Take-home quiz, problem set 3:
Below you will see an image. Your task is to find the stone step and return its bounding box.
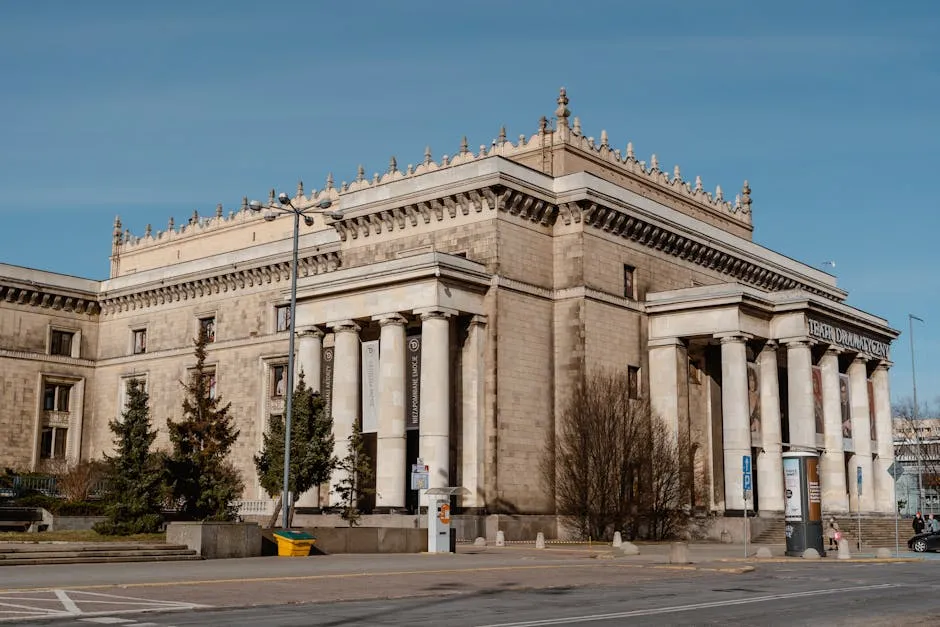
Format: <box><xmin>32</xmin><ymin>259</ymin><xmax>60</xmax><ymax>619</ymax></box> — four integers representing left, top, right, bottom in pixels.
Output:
<box><xmin>0</xmin><ymin>549</ymin><xmax>198</xmax><ymax>561</ymax></box>
<box><xmin>0</xmin><ymin>554</ymin><xmax>202</xmax><ymax>566</ymax></box>
<box><xmin>0</xmin><ymin>543</ymin><xmax>190</xmax><ymax>554</ymax></box>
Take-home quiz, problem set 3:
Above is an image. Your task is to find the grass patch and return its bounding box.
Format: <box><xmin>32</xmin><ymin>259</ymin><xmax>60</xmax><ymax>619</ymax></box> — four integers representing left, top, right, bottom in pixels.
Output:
<box><xmin>0</xmin><ymin>529</ymin><xmax>165</xmax><ymax>543</ymax></box>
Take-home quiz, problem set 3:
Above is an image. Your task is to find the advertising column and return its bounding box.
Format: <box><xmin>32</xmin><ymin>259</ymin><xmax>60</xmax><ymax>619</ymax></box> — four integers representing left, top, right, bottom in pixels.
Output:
<box><xmin>783</xmin><ymin>451</ymin><xmax>825</xmax><ymax>556</ymax></box>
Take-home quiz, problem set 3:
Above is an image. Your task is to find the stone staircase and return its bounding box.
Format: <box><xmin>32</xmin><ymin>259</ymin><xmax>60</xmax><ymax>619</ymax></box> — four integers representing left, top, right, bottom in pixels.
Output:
<box><xmin>750</xmin><ymin>517</ymin><xmax>913</xmax><ymax>549</ymax></box>
<box><xmin>0</xmin><ymin>543</ymin><xmax>201</xmax><ymax>566</ymax></box>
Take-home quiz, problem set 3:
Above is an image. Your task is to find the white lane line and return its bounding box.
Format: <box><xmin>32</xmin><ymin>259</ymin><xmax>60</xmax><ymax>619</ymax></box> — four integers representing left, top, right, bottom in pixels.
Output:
<box><xmin>54</xmin><ymin>589</ymin><xmax>81</xmax><ymax>615</ymax></box>
<box><xmin>476</xmin><ymin>583</ymin><xmax>900</xmax><ymax>626</ymax></box>
<box><xmin>79</xmin><ymin>618</ymin><xmax>136</xmax><ymax>624</ymax></box>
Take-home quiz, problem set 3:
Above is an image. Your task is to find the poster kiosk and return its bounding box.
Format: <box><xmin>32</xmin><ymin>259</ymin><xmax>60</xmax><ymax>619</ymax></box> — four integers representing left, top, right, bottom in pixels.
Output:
<box><xmin>782</xmin><ymin>451</ymin><xmax>825</xmax><ymax>557</ymax></box>
<box><xmin>424</xmin><ymin>487</ymin><xmax>468</xmax><ymax>554</ymax></box>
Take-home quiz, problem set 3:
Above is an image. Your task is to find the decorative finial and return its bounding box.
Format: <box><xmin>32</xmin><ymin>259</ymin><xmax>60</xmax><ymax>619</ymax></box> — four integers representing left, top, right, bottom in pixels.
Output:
<box><xmin>573</xmin><ymin>116</ymin><xmax>582</xmax><ymax>135</ymax></box>
<box><xmin>555</xmin><ymin>87</ymin><xmax>570</xmax><ymax>125</ymax></box>
<box><xmin>326</xmin><ymin>172</ymin><xmax>334</xmax><ymax>190</ymax></box>
<box><xmin>694</xmin><ymin>176</ymin><xmax>703</xmax><ymax>192</ymax></box>
<box><xmin>600</xmin><ymin>130</ymin><xmax>608</xmax><ymax>148</ymax></box>
<box><xmin>145</xmin><ymin>223</ymin><xmax>152</xmax><ymax>237</ymax></box>
<box><xmin>626</xmin><ymin>142</ymin><xmax>635</xmax><ymax>159</ymax></box>
<box><xmin>356</xmin><ymin>165</ymin><xmax>365</xmax><ymax>182</ymax></box>
<box><xmin>389</xmin><ymin>156</ymin><xmax>398</xmax><ymax>173</ymax></box>
<box><xmin>460</xmin><ymin>136</ymin><xmax>469</xmax><ymax>155</ymax></box>
<box><xmin>673</xmin><ymin>165</ymin><xmax>681</xmax><ymax>181</ymax></box>
<box><xmin>297</xmin><ymin>180</ymin><xmax>304</xmax><ymax>197</ymax></box>
<box><xmin>539</xmin><ymin>116</ymin><xmax>548</xmax><ymax>133</ymax></box>
<box><xmin>240</xmin><ymin>196</ymin><xmax>248</xmax><ymax>211</ymax></box>
<box><xmin>268</xmin><ymin>188</ymin><xmax>276</xmax><ymax>204</ymax></box>
<box><xmin>216</xmin><ymin>203</ymin><xmax>223</xmax><ymax>217</ymax></box>
<box><xmin>734</xmin><ymin>194</ymin><xmax>742</xmax><ymax>210</ymax></box>
<box><xmin>498</xmin><ymin>126</ymin><xmax>507</xmax><ymax>145</ymax></box>
<box><xmin>424</xmin><ymin>145</ymin><xmax>432</xmax><ymax>166</ymax></box>
<box><xmin>113</xmin><ymin>216</ymin><xmax>122</xmax><ymax>245</ymax></box>
<box><xmin>479</xmin><ymin>144</ymin><xmax>486</xmax><ymax>157</ymax></box>
<box><xmin>715</xmin><ymin>185</ymin><xmax>723</xmax><ymax>201</ymax></box>
<box><xmin>168</xmin><ymin>217</ymin><xmax>175</xmax><ymax>230</ymax></box>
<box><xmin>741</xmin><ymin>179</ymin><xmax>752</xmax><ymax>211</ymax></box>
<box><xmin>650</xmin><ymin>154</ymin><xmax>659</xmax><ymax>171</ymax></box>
<box><xmin>191</xmin><ymin>209</ymin><xmax>199</xmax><ymax>225</ymax></box>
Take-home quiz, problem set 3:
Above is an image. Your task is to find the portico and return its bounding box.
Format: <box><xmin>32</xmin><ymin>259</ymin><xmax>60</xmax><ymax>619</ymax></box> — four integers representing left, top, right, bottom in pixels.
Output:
<box><xmin>647</xmin><ymin>283</ymin><xmax>897</xmax><ymax>517</ymax></box>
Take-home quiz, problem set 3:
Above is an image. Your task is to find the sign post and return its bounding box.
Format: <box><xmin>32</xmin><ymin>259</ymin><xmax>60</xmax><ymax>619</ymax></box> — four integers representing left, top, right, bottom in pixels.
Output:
<box><xmin>743</xmin><ymin>455</ymin><xmax>752</xmax><ymax>558</ymax></box>
<box><xmin>410</xmin><ymin>458</ymin><xmax>429</xmax><ymax>529</ymax></box>
<box><xmin>856</xmin><ymin>467</ymin><xmax>863</xmax><ymax>551</ymax></box>
<box><xmin>888</xmin><ymin>462</ymin><xmax>905</xmax><ymax>555</ymax></box>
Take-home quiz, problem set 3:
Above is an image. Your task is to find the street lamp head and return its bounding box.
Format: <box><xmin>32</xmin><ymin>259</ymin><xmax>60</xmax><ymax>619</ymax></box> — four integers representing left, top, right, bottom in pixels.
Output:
<box><xmin>248</xmin><ymin>200</ymin><xmax>263</xmax><ymax>212</ymax></box>
<box><xmin>263</xmin><ymin>211</ymin><xmax>277</xmax><ymax>222</ymax></box>
<box><xmin>303</xmin><ymin>216</ymin><xmax>315</xmax><ymax>227</ymax></box>
<box><xmin>316</xmin><ymin>199</ymin><xmax>333</xmax><ymax>210</ymax></box>
<box><xmin>277</xmin><ymin>192</ymin><xmax>291</xmax><ymax>205</ymax></box>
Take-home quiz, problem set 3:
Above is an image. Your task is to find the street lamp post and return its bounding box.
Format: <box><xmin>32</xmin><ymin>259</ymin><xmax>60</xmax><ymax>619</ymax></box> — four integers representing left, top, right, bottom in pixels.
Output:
<box><xmin>249</xmin><ymin>191</ymin><xmax>342</xmax><ymax>530</ymax></box>
<box><xmin>909</xmin><ymin>313</ymin><xmax>925</xmax><ymax>512</ymax></box>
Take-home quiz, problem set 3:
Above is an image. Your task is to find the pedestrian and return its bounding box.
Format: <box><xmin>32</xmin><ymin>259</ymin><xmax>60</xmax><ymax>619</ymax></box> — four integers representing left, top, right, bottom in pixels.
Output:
<box><xmin>929</xmin><ymin>514</ymin><xmax>940</xmax><ymax>534</ymax></box>
<box><xmin>827</xmin><ymin>517</ymin><xmax>840</xmax><ymax>550</ymax></box>
<box><xmin>913</xmin><ymin>511</ymin><xmax>926</xmax><ymax>534</ymax></box>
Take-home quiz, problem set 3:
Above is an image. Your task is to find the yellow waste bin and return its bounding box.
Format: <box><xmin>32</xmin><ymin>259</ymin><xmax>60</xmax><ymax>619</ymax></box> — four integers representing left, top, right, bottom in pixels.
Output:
<box><xmin>273</xmin><ymin>530</ymin><xmax>316</xmax><ymax>557</ymax></box>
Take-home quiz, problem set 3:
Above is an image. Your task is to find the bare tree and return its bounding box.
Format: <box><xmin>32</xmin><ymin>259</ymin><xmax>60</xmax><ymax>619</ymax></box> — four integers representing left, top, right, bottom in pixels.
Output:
<box><xmin>545</xmin><ymin>368</ymin><xmax>691</xmax><ymax>541</ymax></box>
<box><xmin>893</xmin><ymin>397</ymin><xmax>940</xmax><ymax>505</ymax></box>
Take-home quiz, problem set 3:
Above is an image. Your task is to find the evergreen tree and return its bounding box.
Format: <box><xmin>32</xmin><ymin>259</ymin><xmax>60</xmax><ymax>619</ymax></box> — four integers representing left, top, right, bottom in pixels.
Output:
<box><xmin>94</xmin><ymin>378</ymin><xmax>164</xmax><ymax>535</ymax></box>
<box><xmin>166</xmin><ymin>329</ymin><xmax>243</xmax><ymax>521</ymax></box>
<box><xmin>254</xmin><ymin>373</ymin><xmax>336</xmax><ymax>527</ymax></box>
<box><xmin>332</xmin><ymin>422</ymin><xmax>374</xmax><ymax>527</ymax></box>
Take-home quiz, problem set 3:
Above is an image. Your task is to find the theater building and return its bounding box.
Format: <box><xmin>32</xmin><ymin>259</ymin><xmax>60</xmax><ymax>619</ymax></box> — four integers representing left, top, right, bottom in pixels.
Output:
<box><xmin>0</xmin><ymin>90</ymin><xmax>898</xmax><ymax>537</ymax></box>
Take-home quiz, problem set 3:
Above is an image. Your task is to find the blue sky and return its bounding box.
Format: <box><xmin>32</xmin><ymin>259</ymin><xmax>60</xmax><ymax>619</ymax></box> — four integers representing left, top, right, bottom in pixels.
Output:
<box><xmin>1</xmin><ymin>1</ymin><xmax>937</xmax><ymax>407</ymax></box>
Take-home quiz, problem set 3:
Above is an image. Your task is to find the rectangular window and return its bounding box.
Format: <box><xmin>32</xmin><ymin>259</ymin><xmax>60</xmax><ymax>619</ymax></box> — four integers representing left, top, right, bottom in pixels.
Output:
<box><xmin>202</xmin><ymin>372</ymin><xmax>217</xmax><ymax>399</ymax></box>
<box><xmin>43</xmin><ymin>383</ymin><xmax>71</xmax><ymax>412</ymax></box>
<box><xmin>272</xmin><ymin>365</ymin><xmax>287</xmax><ymax>397</ymax></box>
<box><xmin>199</xmin><ymin>317</ymin><xmax>216</xmax><ymax>343</ymax></box>
<box><xmin>50</xmin><ymin>330</ymin><xmax>74</xmax><ymax>356</ymax></box>
<box><xmin>40</xmin><ymin>427</ymin><xmax>68</xmax><ymax>459</ymax></box>
<box><xmin>132</xmin><ymin>329</ymin><xmax>147</xmax><ymax>354</ymax></box>
<box><xmin>623</xmin><ymin>265</ymin><xmax>635</xmax><ymax>299</ymax></box>
<box><xmin>627</xmin><ymin>365</ymin><xmax>640</xmax><ymax>400</ymax></box>
<box><xmin>275</xmin><ymin>305</ymin><xmax>291</xmax><ymax>332</ymax></box>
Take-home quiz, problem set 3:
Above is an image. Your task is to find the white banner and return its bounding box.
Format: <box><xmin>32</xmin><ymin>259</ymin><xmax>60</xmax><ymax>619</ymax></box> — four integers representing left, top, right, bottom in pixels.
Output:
<box><xmin>783</xmin><ymin>457</ymin><xmax>803</xmax><ymax>521</ymax></box>
<box><xmin>361</xmin><ymin>340</ymin><xmax>379</xmax><ymax>433</ymax></box>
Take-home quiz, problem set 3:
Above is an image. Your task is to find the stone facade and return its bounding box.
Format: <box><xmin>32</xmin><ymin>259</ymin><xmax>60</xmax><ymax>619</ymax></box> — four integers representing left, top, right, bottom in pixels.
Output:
<box><xmin>0</xmin><ymin>89</ymin><xmax>898</xmax><ymax>532</ymax></box>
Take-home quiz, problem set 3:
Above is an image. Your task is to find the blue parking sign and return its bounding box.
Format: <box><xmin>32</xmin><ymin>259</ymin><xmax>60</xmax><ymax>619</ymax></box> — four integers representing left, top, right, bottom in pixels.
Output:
<box><xmin>743</xmin><ymin>455</ymin><xmax>751</xmax><ymax>474</ymax></box>
<box><xmin>743</xmin><ymin>472</ymin><xmax>752</xmax><ymax>491</ymax></box>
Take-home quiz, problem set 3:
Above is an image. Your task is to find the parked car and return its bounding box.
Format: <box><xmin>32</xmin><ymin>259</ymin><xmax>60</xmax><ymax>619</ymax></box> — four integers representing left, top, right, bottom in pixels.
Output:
<box><xmin>908</xmin><ymin>531</ymin><xmax>940</xmax><ymax>552</ymax></box>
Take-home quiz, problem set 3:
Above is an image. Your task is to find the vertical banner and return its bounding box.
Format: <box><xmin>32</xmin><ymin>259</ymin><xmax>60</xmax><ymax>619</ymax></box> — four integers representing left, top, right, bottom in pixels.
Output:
<box><xmin>868</xmin><ymin>379</ymin><xmax>877</xmax><ymax>442</ymax></box>
<box><xmin>812</xmin><ymin>366</ymin><xmax>824</xmax><ymax>437</ymax></box>
<box><xmin>405</xmin><ymin>335</ymin><xmax>421</xmax><ymax>430</ymax></box>
<box><xmin>747</xmin><ymin>362</ymin><xmax>761</xmax><ymax>444</ymax></box>
<box><xmin>361</xmin><ymin>340</ymin><xmax>379</xmax><ymax>434</ymax></box>
<box><xmin>783</xmin><ymin>457</ymin><xmax>803</xmax><ymax>521</ymax></box>
<box><xmin>321</xmin><ymin>346</ymin><xmax>335</xmax><ymax>418</ymax></box>
<box><xmin>839</xmin><ymin>373</ymin><xmax>853</xmax><ymax>447</ymax></box>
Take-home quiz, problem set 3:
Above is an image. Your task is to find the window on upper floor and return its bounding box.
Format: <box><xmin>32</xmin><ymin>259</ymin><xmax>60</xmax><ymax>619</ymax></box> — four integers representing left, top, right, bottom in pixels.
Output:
<box><xmin>203</xmin><ymin>371</ymin><xmax>217</xmax><ymax>399</ymax></box>
<box><xmin>623</xmin><ymin>265</ymin><xmax>636</xmax><ymax>300</ymax></box>
<box><xmin>132</xmin><ymin>329</ymin><xmax>147</xmax><ymax>354</ymax></box>
<box><xmin>627</xmin><ymin>365</ymin><xmax>641</xmax><ymax>400</ymax></box>
<box><xmin>272</xmin><ymin>364</ymin><xmax>287</xmax><ymax>398</ymax></box>
<box><xmin>199</xmin><ymin>316</ymin><xmax>216</xmax><ymax>343</ymax></box>
<box><xmin>43</xmin><ymin>383</ymin><xmax>72</xmax><ymax>412</ymax></box>
<box><xmin>50</xmin><ymin>330</ymin><xmax>74</xmax><ymax>357</ymax></box>
<box><xmin>275</xmin><ymin>305</ymin><xmax>291</xmax><ymax>332</ymax></box>
<box><xmin>40</xmin><ymin>426</ymin><xmax>68</xmax><ymax>460</ymax></box>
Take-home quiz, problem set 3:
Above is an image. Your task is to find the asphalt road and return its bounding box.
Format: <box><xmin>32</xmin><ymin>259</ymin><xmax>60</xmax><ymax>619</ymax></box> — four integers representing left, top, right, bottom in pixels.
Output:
<box><xmin>4</xmin><ymin>550</ymin><xmax>939</xmax><ymax>626</ymax></box>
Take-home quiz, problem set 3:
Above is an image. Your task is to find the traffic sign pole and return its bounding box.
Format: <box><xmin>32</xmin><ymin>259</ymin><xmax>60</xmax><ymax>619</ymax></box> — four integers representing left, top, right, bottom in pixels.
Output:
<box><xmin>743</xmin><ymin>455</ymin><xmax>752</xmax><ymax>558</ymax></box>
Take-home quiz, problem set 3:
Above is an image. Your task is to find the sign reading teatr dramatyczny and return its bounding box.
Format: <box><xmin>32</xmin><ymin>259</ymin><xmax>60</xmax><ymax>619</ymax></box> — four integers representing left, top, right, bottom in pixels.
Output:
<box><xmin>807</xmin><ymin>319</ymin><xmax>890</xmax><ymax>359</ymax></box>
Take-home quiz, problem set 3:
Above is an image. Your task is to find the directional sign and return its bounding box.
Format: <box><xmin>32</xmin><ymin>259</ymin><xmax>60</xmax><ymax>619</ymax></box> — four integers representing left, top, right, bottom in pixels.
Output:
<box><xmin>887</xmin><ymin>462</ymin><xmax>905</xmax><ymax>481</ymax></box>
<box><xmin>742</xmin><ymin>455</ymin><xmax>751</xmax><ymax>475</ymax></box>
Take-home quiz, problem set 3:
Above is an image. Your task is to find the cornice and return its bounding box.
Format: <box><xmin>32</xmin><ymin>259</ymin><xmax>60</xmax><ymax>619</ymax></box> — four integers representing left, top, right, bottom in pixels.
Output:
<box><xmin>0</xmin><ymin>349</ymin><xmax>96</xmax><ymax>367</ymax></box>
<box><xmin>0</xmin><ymin>284</ymin><xmax>100</xmax><ymax>316</ymax></box>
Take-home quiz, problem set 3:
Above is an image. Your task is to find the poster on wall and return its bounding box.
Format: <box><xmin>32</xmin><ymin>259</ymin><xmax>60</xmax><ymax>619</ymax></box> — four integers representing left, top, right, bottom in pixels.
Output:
<box><xmin>839</xmin><ymin>373</ymin><xmax>853</xmax><ymax>445</ymax></box>
<box><xmin>806</xmin><ymin>456</ymin><xmax>822</xmax><ymax>522</ymax></box>
<box><xmin>320</xmin><ymin>346</ymin><xmax>334</xmax><ymax>418</ymax></box>
<box><xmin>361</xmin><ymin>340</ymin><xmax>379</xmax><ymax>433</ymax></box>
<box><xmin>868</xmin><ymin>379</ymin><xmax>877</xmax><ymax>442</ymax></box>
<box><xmin>747</xmin><ymin>362</ymin><xmax>761</xmax><ymax>444</ymax></box>
<box><xmin>783</xmin><ymin>457</ymin><xmax>803</xmax><ymax>522</ymax></box>
<box><xmin>812</xmin><ymin>366</ymin><xmax>824</xmax><ymax>437</ymax></box>
<box><xmin>405</xmin><ymin>335</ymin><xmax>421</xmax><ymax>430</ymax></box>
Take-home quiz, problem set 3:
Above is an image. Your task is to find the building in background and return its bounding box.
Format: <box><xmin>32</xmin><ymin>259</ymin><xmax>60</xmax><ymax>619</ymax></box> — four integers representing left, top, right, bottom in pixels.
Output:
<box><xmin>0</xmin><ymin>90</ymin><xmax>899</xmax><ymax>537</ymax></box>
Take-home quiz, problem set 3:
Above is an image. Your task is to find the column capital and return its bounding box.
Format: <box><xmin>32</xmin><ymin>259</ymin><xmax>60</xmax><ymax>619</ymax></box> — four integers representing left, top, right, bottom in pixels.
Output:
<box><xmin>373</xmin><ymin>313</ymin><xmax>408</xmax><ymax>327</ymax></box>
<box><xmin>824</xmin><ymin>345</ymin><xmax>843</xmax><ymax>356</ymax></box>
<box><xmin>760</xmin><ymin>339</ymin><xmax>779</xmax><ymax>353</ymax></box>
<box><xmin>414</xmin><ymin>306</ymin><xmax>458</xmax><ymax>321</ymax></box>
<box><xmin>874</xmin><ymin>360</ymin><xmax>893</xmax><ymax>371</ymax></box>
<box><xmin>296</xmin><ymin>325</ymin><xmax>324</xmax><ymax>339</ymax></box>
<box><xmin>328</xmin><ymin>319</ymin><xmax>361</xmax><ymax>333</ymax></box>
<box><xmin>780</xmin><ymin>336</ymin><xmax>813</xmax><ymax>348</ymax></box>
<box><xmin>715</xmin><ymin>332</ymin><xmax>751</xmax><ymax>345</ymax></box>
<box><xmin>649</xmin><ymin>337</ymin><xmax>685</xmax><ymax>348</ymax></box>
<box><xmin>850</xmin><ymin>354</ymin><xmax>870</xmax><ymax>366</ymax></box>
<box><xmin>469</xmin><ymin>314</ymin><xmax>488</xmax><ymax>328</ymax></box>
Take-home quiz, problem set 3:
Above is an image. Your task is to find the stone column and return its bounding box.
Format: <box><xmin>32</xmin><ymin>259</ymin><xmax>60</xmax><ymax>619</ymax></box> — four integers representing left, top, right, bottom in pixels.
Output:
<box><xmin>648</xmin><ymin>338</ymin><xmax>683</xmax><ymax>440</ymax></box>
<box><xmin>416</xmin><ymin>308</ymin><xmax>454</xmax><ymax>499</ymax></box>
<box><xmin>719</xmin><ymin>334</ymin><xmax>750</xmax><ymax>512</ymax></box>
<box><xmin>757</xmin><ymin>342</ymin><xmax>784</xmax><ymax>514</ymax></box>
<box><xmin>849</xmin><ymin>357</ymin><xmax>874</xmax><ymax>512</ymax></box>
<box><xmin>786</xmin><ymin>339</ymin><xmax>815</xmax><ymax>450</ymax></box>
<box><xmin>327</xmin><ymin>320</ymin><xmax>360</xmax><ymax>506</ymax></box>
<box><xmin>296</xmin><ymin>326</ymin><xmax>323</xmax><ymax>392</ymax></box>
<box><xmin>374</xmin><ymin>313</ymin><xmax>407</xmax><ymax>510</ymax></box>
<box><xmin>820</xmin><ymin>348</ymin><xmax>849</xmax><ymax>513</ymax></box>
<box><xmin>872</xmin><ymin>363</ymin><xmax>895</xmax><ymax>513</ymax></box>
<box><xmin>461</xmin><ymin>315</ymin><xmax>487</xmax><ymax>508</ymax></box>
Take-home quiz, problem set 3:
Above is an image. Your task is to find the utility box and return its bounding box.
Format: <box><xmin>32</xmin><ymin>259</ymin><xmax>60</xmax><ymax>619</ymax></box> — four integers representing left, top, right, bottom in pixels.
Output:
<box><xmin>425</xmin><ymin>487</ymin><xmax>468</xmax><ymax>554</ymax></box>
<box><xmin>782</xmin><ymin>452</ymin><xmax>825</xmax><ymax>557</ymax></box>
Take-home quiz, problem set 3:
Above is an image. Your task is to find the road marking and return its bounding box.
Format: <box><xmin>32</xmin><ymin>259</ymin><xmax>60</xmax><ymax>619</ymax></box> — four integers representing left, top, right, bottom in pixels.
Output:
<box><xmin>79</xmin><ymin>618</ymin><xmax>136</xmax><ymax>623</ymax></box>
<box><xmin>0</xmin><ymin>590</ymin><xmax>207</xmax><ymax>622</ymax></box>
<box><xmin>475</xmin><ymin>583</ymin><xmax>901</xmax><ymax>626</ymax></box>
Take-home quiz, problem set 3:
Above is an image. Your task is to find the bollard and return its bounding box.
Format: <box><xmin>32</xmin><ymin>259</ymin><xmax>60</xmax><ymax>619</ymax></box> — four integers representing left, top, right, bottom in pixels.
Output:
<box><xmin>669</xmin><ymin>541</ymin><xmax>689</xmax><ymax>564</ymax></box>
<box><xmin>473</xmin><ymin>537</ymin><xmax>486</xmax><ymax>547</ymax></box>
<box><xmin>720</xmin><ymin>530</ymin><xmax>732</xmax><ymax>544</ymax></box>
<box><xmin>495</xmin><ymin>530</ymin><xmax>505</xmax><ymax>547</ymax></box>
<box><xmin>612</xmin><ymin>531</ymin><xmax>623</xmax><ymax>548</ymax></box>
<box><xmin>535</xmin><ymin>532</ymin><xmax>546</xmax><ymax>549</ymax></box>
<box><xmin>837</xmin><ymin>538</ymin><xmax>851</xmax><ymax>560</ymax></box>
<box><xmin>616</xmin><ymin>541</ymin><xmax>640</xmax><ymax>556</ymax></box>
